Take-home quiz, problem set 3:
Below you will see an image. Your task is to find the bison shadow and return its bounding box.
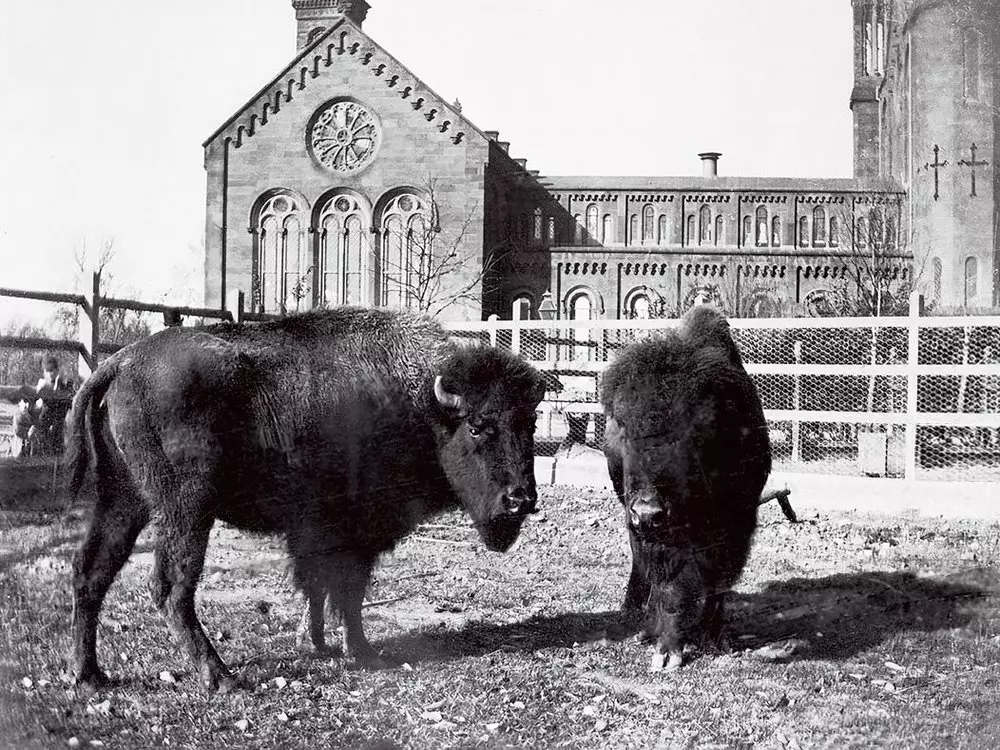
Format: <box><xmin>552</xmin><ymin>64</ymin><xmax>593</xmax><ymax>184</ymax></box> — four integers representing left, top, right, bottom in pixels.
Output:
<box><xmin>372</xmin><ymin>568</ymin><xmax>995</xmax><ymax>666</ymax></box>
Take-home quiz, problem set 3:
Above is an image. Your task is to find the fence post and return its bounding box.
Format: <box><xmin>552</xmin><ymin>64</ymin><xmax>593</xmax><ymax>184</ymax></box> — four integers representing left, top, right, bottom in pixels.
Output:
<box><xmin>227</xmin><ymin>290</ymin><xmax>245</xmax><ymax>324</ymax></box>
<box><xmin>76</xmin><ymin>271</ymin><xmax>101</xmax><ymax>379</ymax></box>
<box><xmin>487</xmin><ymin>314</ymin><xmax>499</xmax><ymax>349</ymax></box>
<box><xmin>791</xmin><ymin>339</ymin><xmax>802</xmax><ymax>463</ymax></box>
<box><xmin>904</xmin><ymin>291</ymin><xmax>922</xmax><ymax>481</ymax></box>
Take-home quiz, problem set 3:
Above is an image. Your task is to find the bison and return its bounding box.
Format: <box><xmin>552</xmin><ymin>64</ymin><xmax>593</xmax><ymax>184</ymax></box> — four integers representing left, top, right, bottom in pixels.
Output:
<box><xmin>601</xmin><ymin>305</ymin><xmax>771</xmax><ymax>670</ymax></box>
<box><xmin>66</xmin><ymin>308</ymin><xmax>546</xmax><ymax>691</ymax></box>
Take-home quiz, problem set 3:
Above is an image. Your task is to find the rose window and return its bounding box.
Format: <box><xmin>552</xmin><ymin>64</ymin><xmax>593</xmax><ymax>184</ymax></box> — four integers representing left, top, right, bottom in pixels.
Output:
<box><xmin>309</xmin><ymin>100</ymin><xmax>379</xmax><ymax>173</ymax></box>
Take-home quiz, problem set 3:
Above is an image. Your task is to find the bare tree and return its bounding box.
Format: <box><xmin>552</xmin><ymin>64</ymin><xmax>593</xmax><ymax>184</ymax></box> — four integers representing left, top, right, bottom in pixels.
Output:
<box><xmin>50</xmin><ymin>238</ymin><xmax>152</xmax><ymax>347</ymax></box>
<box><xmin>378</xmin><ymin>177</ymin><xmax>500</xmax><ymax>318</ymax></box>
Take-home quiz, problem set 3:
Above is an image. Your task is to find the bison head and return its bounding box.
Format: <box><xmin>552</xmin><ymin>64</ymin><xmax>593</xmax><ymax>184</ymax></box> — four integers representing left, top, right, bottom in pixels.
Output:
<box><xmin>431</xmin><ymin>348</ymin><xmax>546</xmax><ymax>552</ymax></box>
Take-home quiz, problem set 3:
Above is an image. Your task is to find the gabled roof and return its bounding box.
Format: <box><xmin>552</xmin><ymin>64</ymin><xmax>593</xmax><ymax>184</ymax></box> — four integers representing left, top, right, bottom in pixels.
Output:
<box><xmin>202</xmin><ymin>16</ymin><xmax>490</xmax><ymax>151</ymax></box>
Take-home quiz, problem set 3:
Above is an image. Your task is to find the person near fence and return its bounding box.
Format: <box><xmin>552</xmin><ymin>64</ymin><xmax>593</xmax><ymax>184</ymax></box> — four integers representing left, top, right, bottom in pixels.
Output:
<box><xmin>21</xmin><ymin>355</ymin><xmax>75</xmax><ymax>456</ymax></box>
<box><xmin>981</xmin><ymin>345</ymin><xmax>1000</xmax><ymax>448</ymax></box>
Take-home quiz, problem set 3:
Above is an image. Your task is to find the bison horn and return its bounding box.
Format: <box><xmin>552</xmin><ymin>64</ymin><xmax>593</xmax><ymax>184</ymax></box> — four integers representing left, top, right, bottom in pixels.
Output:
<box><xmin>434</xmin><ymin>376</ymin><xmax>464</xmax><ymax>410</ymax></box>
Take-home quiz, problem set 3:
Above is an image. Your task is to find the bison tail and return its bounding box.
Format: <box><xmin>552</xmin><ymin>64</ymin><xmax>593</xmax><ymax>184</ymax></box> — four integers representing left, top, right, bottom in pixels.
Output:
<box><xmin>64</xmin><ymin>362</ymin><xmax>119</xmax><ymax>500</ymax></box>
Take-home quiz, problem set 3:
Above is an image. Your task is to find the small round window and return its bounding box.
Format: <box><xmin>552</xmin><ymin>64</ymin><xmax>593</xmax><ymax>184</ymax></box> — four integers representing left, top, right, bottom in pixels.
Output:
<box><xmin>308</xmin><ymin>99</ymin><xmax>380</xmax><ymax>174</ymax></box>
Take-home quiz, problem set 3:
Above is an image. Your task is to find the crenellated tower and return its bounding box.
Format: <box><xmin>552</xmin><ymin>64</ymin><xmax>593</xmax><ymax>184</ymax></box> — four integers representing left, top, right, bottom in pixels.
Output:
<box><xmin>851</xmin><ymin>0</ymin><xmax>889</xmax><ymax>179</ymax></box>
<box><xmin>292</xmin><ymin>0</ymin><xmax>370</xmax><ymax>52</ymax></box>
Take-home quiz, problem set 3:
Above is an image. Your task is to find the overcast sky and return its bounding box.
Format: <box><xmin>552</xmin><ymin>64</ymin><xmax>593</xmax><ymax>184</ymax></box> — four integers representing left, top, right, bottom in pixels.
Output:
<box><xmin>0</xmin><ymin>0</ymin><xmax>853</xmax><ymax>316</ymax></box>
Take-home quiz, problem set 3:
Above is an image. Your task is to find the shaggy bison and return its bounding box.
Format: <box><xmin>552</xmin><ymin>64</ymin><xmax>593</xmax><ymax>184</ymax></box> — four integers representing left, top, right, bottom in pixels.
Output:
<box><xmin>601</xmin><ymin>305</ymin><xmax>771</xmax><ymax>670</ymax></box>
<box><xmin>66</xmin><ymin>308</ymin><xmax>546</xmax><ymax>691</ymax></box>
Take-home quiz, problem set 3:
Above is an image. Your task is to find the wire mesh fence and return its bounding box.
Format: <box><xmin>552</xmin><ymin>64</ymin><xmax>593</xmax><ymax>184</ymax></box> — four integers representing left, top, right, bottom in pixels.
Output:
<box><xmin>445</xmin><ymin>308</ymin><xmax>1000</xmax><ymax>483</ymax></box>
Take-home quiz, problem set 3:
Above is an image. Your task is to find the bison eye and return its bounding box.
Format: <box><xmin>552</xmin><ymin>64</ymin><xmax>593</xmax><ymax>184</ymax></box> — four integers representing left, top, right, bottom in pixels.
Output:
<box><xmin>468</xmin><ymin>425</ymin><xmax>482</xmax><ymax>438</ymax></box>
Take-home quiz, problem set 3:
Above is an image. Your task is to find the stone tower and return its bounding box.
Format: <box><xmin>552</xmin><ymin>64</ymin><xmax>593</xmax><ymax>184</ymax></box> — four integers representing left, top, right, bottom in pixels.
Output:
<box><xmin>850</xmin><ymin>0</ymin><xmax>887</xmax><ymax>179</ymax></box>
<box><xmin>292</xmin><ymin>0</ymin><xmax>370</xmax><ymax>51</ymax></box>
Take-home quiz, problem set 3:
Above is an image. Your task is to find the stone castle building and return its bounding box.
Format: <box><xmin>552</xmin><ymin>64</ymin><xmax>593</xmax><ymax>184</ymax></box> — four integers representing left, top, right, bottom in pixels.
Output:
<box><xmin>202</xmin><ymin>0</ymin><xmax>999</xmax><ymax>321</ymax></box>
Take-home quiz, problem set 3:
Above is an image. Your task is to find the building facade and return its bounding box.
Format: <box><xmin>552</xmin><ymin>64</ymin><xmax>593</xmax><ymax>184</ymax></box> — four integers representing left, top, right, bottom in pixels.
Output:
<box><xmin>202</xmin><ymin>0</ymin><xmax>999</xmax><ymax>321</ymax></box>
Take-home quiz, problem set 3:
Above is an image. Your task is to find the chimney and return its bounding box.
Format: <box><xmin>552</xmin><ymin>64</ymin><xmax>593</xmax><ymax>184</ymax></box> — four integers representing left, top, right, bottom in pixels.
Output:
<box><xmin>698</xmin><ymin>151</ymin><xmax>722</xmax><ymax>178</ymax></box>
<box><xmin>497</xmin><ymin>141</ymin><xmax>510</xmax><ymax>154</ymax></box>
<box><xmin>293</xmin><ymin>0</ymin><xmax>370</xmax><ymax>52</ymax></box>
<box><xmin>484</xmin><ymin>130</ymin><xmax>500</xmax><ymax>141</ymax></box>
<box><xmin>514</xmin><ymin>158</ymin><xmax>528</xmax><ymax>170</ymax></box>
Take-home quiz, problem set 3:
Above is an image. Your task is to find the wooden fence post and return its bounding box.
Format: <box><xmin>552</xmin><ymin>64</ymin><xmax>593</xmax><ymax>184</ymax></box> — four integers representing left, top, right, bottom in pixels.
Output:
<box><xmin>791</xmin><ymin>339</ymin><xmax>802</xmax><ymax>463</ymax></box>
<box><xmin>904</xmin><ymin>291</ymin><xmax>922</xmax><ymax>481</ymax></box>
<box><xmin>76</xmin><ymin>271</ymin><xmax>101</xmax><ymax>379</ymax></box>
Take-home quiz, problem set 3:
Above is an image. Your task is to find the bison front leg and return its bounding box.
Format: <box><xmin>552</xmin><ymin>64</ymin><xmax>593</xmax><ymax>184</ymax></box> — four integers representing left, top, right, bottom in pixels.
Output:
<box><xmin>330</xmin><ymin>553</ymin><xmax>385</xmax><ymax>669</ymax></box>
<box><xmin>647</xmin><ymin>564</ymin><xmax>702</xmax><ymax>672</ymax></box>
<box><xmin>623</xmin><ymin>529</ymin><xmax>651</xmax><ymax>617</ymax></box>
<box><xmin>150</xmin><ymin>516</ymin><xmax>233</xmax><ymax>692</ymax></box>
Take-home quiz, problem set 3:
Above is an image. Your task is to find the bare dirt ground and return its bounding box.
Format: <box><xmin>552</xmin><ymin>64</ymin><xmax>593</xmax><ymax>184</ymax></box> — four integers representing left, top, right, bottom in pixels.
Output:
<box><xmin>1</xmin><ymin>486</ymin><xmax>999</xmax><ymax>749</ymax></box>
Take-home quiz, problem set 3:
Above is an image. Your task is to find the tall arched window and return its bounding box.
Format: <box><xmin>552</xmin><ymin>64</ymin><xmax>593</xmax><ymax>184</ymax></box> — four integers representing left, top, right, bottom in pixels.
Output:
<box><xmin>742</xmin><ymin>215</ymin><xmax>752</xmax><ymax>245</ymax></box>
<box><xmin>715</xmin><ymin>215</ymin><xmax>726</xmax><ymax>246</ymax></box>
<box><xmin>585</xmin><ymin>204</ymin><xmax>599</xmax><ymax>242</ymax></box>
<box><xmin>378</xmin><ymin>192</ymin><xmax>428</xmax><ymax>309</ymax></box>
<box><xmin>533</xmin><ymin>208</ymin><xmax>543</xmax><ymax>244</ymax></box>
<box><xmin>602</xmin><ymin>215</ymin><xmax>614</xmax><ymax>244</ymax></box>
<box><xmin>319</xmin><ymin>192</ymin><xmax>372</xmax><ymax>308</ymax></box>
<box><xmin>964</xmin><ymin>28</ymin><xmax>981</xmax><ymax>100</ymax></box>
<box><xmin>657</xmin><ymin>215</ymin><xmax>668</xmax><ymax>244</ymax></box>
<box><xmin>686</xmin><ymin>214</ymin><xmax>696</xmax><ymax>245</ymax></box>
<box><xmin>642</xmin><ymin>205</ymin><xmax>655</xmax><ymax>242</ymax></box>
<box><xmin>547</xmin><ymin>217</ymin><xmax>556</xmax><ymax>244</ymax></box>
<box><xmin>885</xmin><ymin>214</ymin><xmax>896</xmax><ymax>249</ymax></box>
<box><xmin>856</xmin><ymin>216</ymin><xmax>868</xmax><ymax>249</ymax></box>
<box><xmin>965</xmin><ymin>256</ymin><xmax>978</xmax><ymax>306</ymax></box>
<box><xmin>699</xmin><ymin>205</ymin><xmax>712</xmax><ymax>245</ymax></box>
<box><xmin>771</xmin><ymin>216</ymin><xmax>781</xmax><ymax>247</ymax></box>
<box><xmin>568</xmin><ymin>290</ymin><xmax>594</xmax><ymax>360</ymax></box>
<box><xmin>573</xmin><ymin>214</ymin><xmax>583</xmax><ymax>244</ymax></box>
<box><xmin>629</xmin><ymin>214</ymin><xmax>639</xmax><ymax>245</ymax></box>
<box><xmin>253</xmin><ymin>192</ymin><xmax>309</xmax><ymax>313</ymax></box>
<box><xmin>812</xmin><ymin>206</ymin><xmax>827</xmax><ymax>246</ymax></box>
<box><xmin>869</xmin><ymin>208</ymin><xmax>883</xmax><ymax>249</ymax></box>
<box><xmin>512</xmin><ymin>294</ymin><xmax>533</xmax><ymax>321</ymax></box>
<box><xmin>932</xmin><ymin>257</ymin><xmax>943</xmax><ymax>304</ymax></box>
<box><xmin>629</xmin><ymin>294</ymin><xmax>650</xmax><ymax>319</ymax></box>
<box><xmin>798</xmin><ymin>215</ymin><xmax>810</xmax><ymax>247</ymax></box>
<box><xmin>755</xmin><ymin>206</ymin><xmax>768</xmax><ymax>247</ymax></box>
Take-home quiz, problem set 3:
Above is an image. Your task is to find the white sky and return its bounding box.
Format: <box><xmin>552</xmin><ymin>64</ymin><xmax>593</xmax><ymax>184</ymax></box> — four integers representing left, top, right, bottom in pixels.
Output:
<box><xmin>0</xmin><ymin>0</ymin><xmax>853</xmax><ymax>317</ymax></box>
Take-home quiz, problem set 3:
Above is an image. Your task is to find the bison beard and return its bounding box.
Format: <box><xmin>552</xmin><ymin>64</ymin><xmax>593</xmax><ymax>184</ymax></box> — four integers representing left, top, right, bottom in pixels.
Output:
<box><xmin>602</xmin><ymin>305</ymin><xmax>771</xmax><ymax>670</ymax></box>
<box><xmin>65</xmin><ymin>308</ymin><xmax>546</xmax><ymax>691</ymax></box>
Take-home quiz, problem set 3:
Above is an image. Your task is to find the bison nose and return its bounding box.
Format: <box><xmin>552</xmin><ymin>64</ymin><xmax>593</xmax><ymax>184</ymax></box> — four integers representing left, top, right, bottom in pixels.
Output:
<box><xmin>629</xmin><ymin>495</ymin><xmax>666</xmax><ymax>530</ymax></box>
<box><xmin>504</xmin><ymin>486</ymin><xmax>537</xmax><ymax>516</ymax></box>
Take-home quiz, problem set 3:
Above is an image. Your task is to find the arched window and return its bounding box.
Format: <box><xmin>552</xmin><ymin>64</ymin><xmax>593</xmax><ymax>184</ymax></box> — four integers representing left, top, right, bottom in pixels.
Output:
<box><xmin>742</xmin><ymin>215</ymin><xmax>752</xmax><ymax>245</ymax></box>
<box><xmin>630</xmin><ymin>294</ymin><xmax>651</xmax><ymax>319</ymax></box>
<box><xmin>319</xmin><ymin>192</ymin><xmax>372</xmax><ymax>308</ymax></box>
<box><xmin>253</xmin><ymin>192</ymin><xmax>311</xmax><ymax>314</ymax></box>
<box><xmin>932</xmin><ymin>257</ymin><xmax>943</xmax><ymax>304</ymax></box>
<box><xmin>965</xmin><ymin>256</ymin><xmax>978</xmax><ymax>306</ymax></box>
<box><xmin>512</xmin><ymin>294</ymin><xmax>533</xmax><ymax>321</ymax></box>
<box><xmin>377</xmin><ymin>192</ymin><xmax>428</xmax><ymax>309</ymax></box>
<box><xmin>586</xmin><ymin>204</ymin><xmax>599</xmax><ymax>242</ymax></box>
<box><xmin>573</xmin><ymin>214</ymin><xmax>583</xmax><ymax>244</ymax></box>
<box><xmin>642</xmin><ymin>205</ymin><xmax>655</xmax><ymax>242</ymax></box>
<box><xmin>602</xmin><ymin>215</ymin><xmax>614</xmax><ymax>244</ymax></box>
<box><xmin>568</xmin><ymin>290</ymin><xmax>594</xmax><ymax>360</ymax></box>
<box><xmin>699</xmin><ymin>205</ymin><xmax>712</xmax><ymax>245</ymax></box>
<box><xmin>856</xmin><ymin>216</ymin><xmax>868</xmax><ymax>249</ymax></box>
<box><xmin>715</xmin><ymin>215</ymin><xmax>725</xmax><ymax>246</ymax></box>
<box><xmin>547</xmin><ymin>216</ymin><xmax>556</xmax><ymax>244</ymax></box>
<box><xmin>755</xmin><ymin>206</ymin><xmax>768</xmax><ymax>247</ymax></box>
<box><xmin>686</xmin><ymin>214</ymin><xmax>696</xmax><ymax>245</ymax></box>
<box><xmin>964</xmin><ymin>29</ymin><xmax>981</xmax><ymax>100</ymax></box>
<box><xmin>533</xmin><ymin>208</ymin><xmax>543</xmax><ymax>244</ymax></box>
<box><xmin>885</xmin><ymin>214</ymin><xmax>896</xmax><ymax>249</ymax></box>
<box><xmin>869</xmin><ymin>208</ymin><xmax>883</xmax><ymax>249</ymax></box>
<box><xmin>829</xmin><ymin>215</ymin><xmax>840</xmax><ymax>247</ymax></box>
<box><xmin>798</xmin><ymin>215</ymin><xmax>810</xmax><ymax>247</ymax></box>
<box><xmin>771</xmin><ymin>216</ymin><xmax>781</xmax><ymax>247</ymax></box>
<box><xmin>812</xmin><ymin>206</ymin><xmax>827</xmax><ymax>246</ymax></box>
<box><xmin>657</xmin><ymin>215</ymin><xmax>668</xmax><ymax>244</ymax></box>
<box><xmin>629</xmin><ymin>214</ymin><xmax>639</xmax><ymax>245</ymax></box>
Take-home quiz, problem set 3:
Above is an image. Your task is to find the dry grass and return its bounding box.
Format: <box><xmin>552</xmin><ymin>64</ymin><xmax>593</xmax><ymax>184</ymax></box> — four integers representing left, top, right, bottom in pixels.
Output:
<box><xmin>1</xmin><ymin>487</ymin><xmax>999</xmax><ymax>749</ymax></box>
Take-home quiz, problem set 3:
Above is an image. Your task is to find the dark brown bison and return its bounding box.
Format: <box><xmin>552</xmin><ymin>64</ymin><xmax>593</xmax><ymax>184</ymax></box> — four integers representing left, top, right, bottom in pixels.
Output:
<box><xmin>66</xmin><ymin>308</ymin><xmax>546</xmax><ymax>691</ymax></box>
<box><xmin>601</xmin><ymin>305</ymin><xmax>771</xmax><ymax>670</ymax></box>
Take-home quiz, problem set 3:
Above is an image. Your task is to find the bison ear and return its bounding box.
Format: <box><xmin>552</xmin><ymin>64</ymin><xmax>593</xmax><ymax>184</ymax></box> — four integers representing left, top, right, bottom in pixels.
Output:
<box><xmin>434</xmin><ymin>375</ymin><xmax>465</xmax><ymax>410</ymax></box>
<box><xmin>529</xmin><ymin>376</ymin><xmax>547</xmax><ymax>407</ymax></box>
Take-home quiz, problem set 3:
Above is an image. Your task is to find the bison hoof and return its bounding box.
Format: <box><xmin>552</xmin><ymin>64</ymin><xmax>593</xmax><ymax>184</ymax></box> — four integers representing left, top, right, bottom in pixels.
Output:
<box><xmin>200</xmin><ymin>666</ymin><xmax>236</xmax><ymax>693</ymax></box>
<box><xmin>649</xmin><ymin>650</ymin><xmax>684</xmax><ymax>672</ymax></box>
<box><xmin>73</xmin><ymin>666</ymin><xmax>110</xmax><ymax>691</ymax></box>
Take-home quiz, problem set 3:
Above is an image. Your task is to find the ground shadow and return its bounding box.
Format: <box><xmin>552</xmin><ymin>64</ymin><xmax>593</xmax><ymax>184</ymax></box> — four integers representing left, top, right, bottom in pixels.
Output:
<box><xmin>365</xmin><ymin>568</ymin><xmax>996</xmax><ymax>666</ymax></box>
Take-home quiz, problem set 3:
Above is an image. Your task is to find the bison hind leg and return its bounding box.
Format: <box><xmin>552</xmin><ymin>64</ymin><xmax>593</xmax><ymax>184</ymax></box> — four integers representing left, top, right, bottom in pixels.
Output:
<box><xmin>72</xmin><ymin>473</ymin><xmax>149</xmax><ymax>688</ymax></box>
<box><xmin>291</xmin><ymin>555</ymin><xmax>342</xmax><ymax>656</ymax></box>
